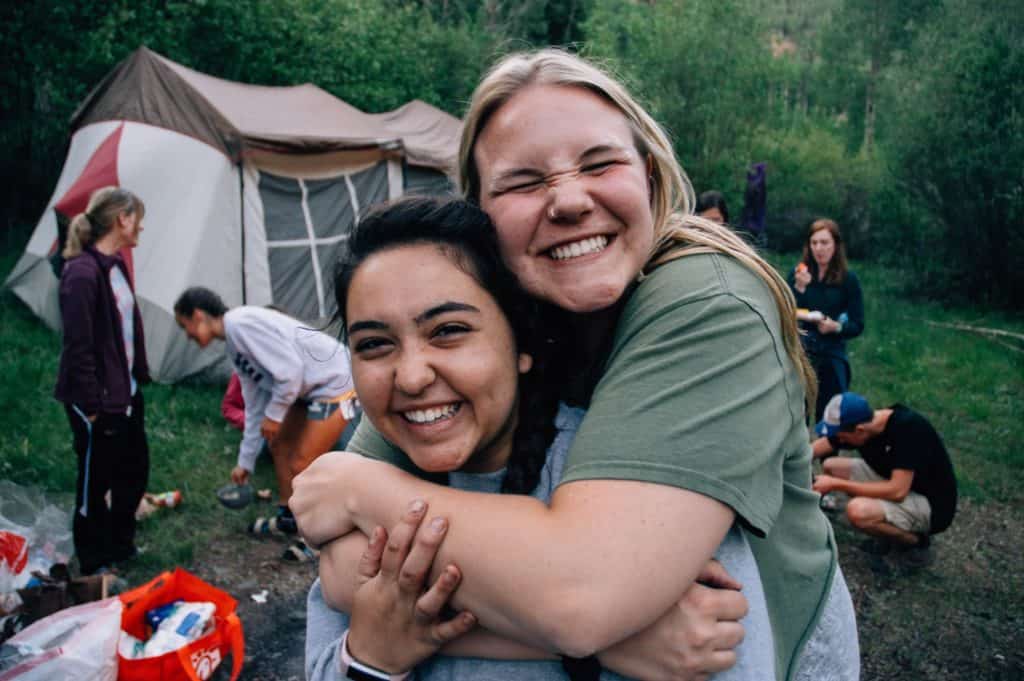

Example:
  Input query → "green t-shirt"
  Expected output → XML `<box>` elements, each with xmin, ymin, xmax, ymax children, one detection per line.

<box><xmin>348</xmin><ymin>252</ymin><xmax>836</xmax><ymax>681</ymax></box>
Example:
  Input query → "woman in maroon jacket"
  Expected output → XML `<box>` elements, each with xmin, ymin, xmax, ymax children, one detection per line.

<box><xmin>55</xmin><ymin>186</ymin><xmax>150</xmax><ymax>575</ymax></box>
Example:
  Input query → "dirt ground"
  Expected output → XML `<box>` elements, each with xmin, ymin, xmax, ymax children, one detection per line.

<box><xmin>190</xmin><ymin>531</ymin><xmax>316</xmax><ymax>681</ymax></box>
<box><xmin>192</xmin><ymin>498</ymin><xmax>1024</xmax><ymax>681</ymax></box>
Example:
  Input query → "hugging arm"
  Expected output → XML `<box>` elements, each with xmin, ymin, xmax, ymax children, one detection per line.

<box><xmin>299</xmin><ymin>459</ymin><xmax>733</xmax><ymax>656</ymax></box>
<box><xmin>317</xmin><ymin>500</ymin><xmax>746</xmax><ymax>680</ymax></box>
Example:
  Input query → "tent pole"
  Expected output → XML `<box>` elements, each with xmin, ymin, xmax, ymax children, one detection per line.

<box><xmin>237</xmin><ymin>160</ymin><xmax>247</xmax><ymax>304</ymax></box>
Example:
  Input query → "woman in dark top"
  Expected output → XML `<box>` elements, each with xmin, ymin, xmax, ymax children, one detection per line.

<box><xmin>55</xmin><ymin>186</ymin><xmax>150</xmax><ymax>575</ymax></box>
<box><xmin>789</xmin><ymin>218</ymin><xmax>864</xmax><ymax>421</ymax></box>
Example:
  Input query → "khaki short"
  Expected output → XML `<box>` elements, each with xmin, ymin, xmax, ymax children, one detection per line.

<box><xmin>848</xmin><ymin>459</ymin><xmax>932</xmax><ymax>534</ymax></box>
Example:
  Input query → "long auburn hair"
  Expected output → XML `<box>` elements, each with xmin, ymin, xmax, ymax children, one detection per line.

<box><xmin>801</xmin><ymin>219</ymin><xmax>848</xmax><ymax>285</ymax></box>
<box><xmin>459</xmin><ymin>48</ymin><xmax>817</xmax><ymax>415</ymax></box>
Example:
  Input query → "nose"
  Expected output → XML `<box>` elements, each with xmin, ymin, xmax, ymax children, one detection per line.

<box><xmin>546</xmin><ymin>175</ymin><xmax>594</xmax><ymax>223</ymax></box>
<box><xmin>393</xmin><ymin>348</ymin><xmax>436</xmax><ymax>396</ymax></box>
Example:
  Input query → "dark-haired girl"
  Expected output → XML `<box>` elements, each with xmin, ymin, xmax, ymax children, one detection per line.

<box><xmin>305</xmin><ymin>197</ymin><xmax>770</xmax><ymax>681</ymax></box>
<box><xmin>789</xmin><ymin>219</ymin><xmax>865</xmax><ymax>422</ymax></box>
<box><xmin>55</xmin><ymin>186</ymin><xmax>150</xmax><ymax>575</ymax></box>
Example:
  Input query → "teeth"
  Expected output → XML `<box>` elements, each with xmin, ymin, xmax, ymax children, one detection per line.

<box><xmin>404</xmin><ymin>403</ymin><xmax>460</xmax><ymax>424</ymax></box>
<box><xmin>549</xmin><ymin>235</ymin><xmax>608</xmax><ymax>261</ymax></box>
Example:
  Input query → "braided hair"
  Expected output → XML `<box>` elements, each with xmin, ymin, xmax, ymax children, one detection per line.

<box><xmin>333</xmin><ymin>197</ymin><xmax>562</xmax><ymax>495</ymax></box>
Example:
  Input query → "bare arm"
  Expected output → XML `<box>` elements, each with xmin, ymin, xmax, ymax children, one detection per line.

<box><xmin>811</xmin><ymin>437</ymin><xmax>836</xmax><ymax>459</ymax></box>
<box><xmin>318</xmin><ymin>532</ymin><xmax>554</xmax><ymax>661</ymax></box>
<box><xmin>295</xmin><ymin>454</ymin><xmax>733</xmax><ymax>656</ymax></box>
<box><xmin>814</xmin><ymin>468</ymin><xmax>915</xmax><ymax>501</ymax></box>
<box><xmin>315</xmin><ymin>499</ymin><xmax>747</xmax><ymax>680</ymax></box>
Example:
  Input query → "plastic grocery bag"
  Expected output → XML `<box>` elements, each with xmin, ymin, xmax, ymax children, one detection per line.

<box><xmin>0</xmin><ymin>481</ymin><xmax>73</xmax><ymax>590</ymax></box>
<box><xmin>0</xmin><ymin>597</ymin><xmax>122</xmax><ymax>681</ymax></box>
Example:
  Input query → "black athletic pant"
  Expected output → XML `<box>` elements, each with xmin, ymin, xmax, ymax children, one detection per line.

<box><xmin>811</xmin><ymin>353</ymin><xmax>851</xmax><ymax>423</ymax></box>
<box><xmin>65</xmin><ymin>391</ymin><xmax>149</xmax><ymax>574</ymax></box>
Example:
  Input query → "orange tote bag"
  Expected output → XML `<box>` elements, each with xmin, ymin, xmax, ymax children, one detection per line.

<box><xmin>117</xmin><ymin>568</ymin><xmax>244</xmax><ymax>681</ymax></box>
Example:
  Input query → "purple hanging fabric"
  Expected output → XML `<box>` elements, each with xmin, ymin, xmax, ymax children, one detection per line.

<box><xmin>741</xmin><ymin>162</ymin><xmax>767</xmax><ymax>236</ymax></box>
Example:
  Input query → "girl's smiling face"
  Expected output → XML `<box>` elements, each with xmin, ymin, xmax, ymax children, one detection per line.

<box><xmin>346</xmin><ymin>243</ymin><xmax>532</xmax><ymax>474</ymax></box>
<box><xmin>474</xmin><ymin>84</ymin><xmax>655</xmax><ymax>313</ymax></box>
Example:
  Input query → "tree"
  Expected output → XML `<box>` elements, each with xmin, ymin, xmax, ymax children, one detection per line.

<box><xmin>882</xmin><ymin>0</ymin><xmax>1024</xmax><ymax>306</ymax></box>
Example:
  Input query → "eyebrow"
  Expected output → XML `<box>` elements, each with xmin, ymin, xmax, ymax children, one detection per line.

<box><xmin>347</xmin><ymin>301</ymin><xmax>481</xmax><ymax>336</ymax></box>
<box><xmin>347</xmin><ymin>319</ymin><xmax>389</xmax><ymax>335</ymax></box>
<box><xmin>414</xmin><ymin>301</ymin><xmax>480</xmax><ymax>324</ymax></box>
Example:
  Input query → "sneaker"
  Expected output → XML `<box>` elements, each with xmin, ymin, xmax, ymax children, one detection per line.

<box><xmin>896</xmin><ymin>534</ymin><xmax>933</xmax><ymax>568</ymax></box>
<box><xmin>819</xmin><ymin>492</ymin><xmax>843</xmax><ymax>513</ymax></box>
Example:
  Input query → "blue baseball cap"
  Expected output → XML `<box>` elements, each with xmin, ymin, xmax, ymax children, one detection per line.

<box><xmin>815</xmin><ymin>392</ymin><xmax>873</xmax><ymax>438</ymax></box>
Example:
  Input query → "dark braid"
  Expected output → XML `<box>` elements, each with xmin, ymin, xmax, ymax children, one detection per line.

<box><xmin>501</xmin><ymin>304</ymin><xmax>567</xmax><ymax>494</ymax></box>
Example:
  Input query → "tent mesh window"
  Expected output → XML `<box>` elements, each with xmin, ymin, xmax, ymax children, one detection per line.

<box><xmin>260</xmin><ymin>162</ymin><xmax>388</xmax><ymax>322</ymax></box>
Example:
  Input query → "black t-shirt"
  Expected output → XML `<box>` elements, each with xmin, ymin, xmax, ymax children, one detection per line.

<box><xmin>855</xmin><ymin>404</ymin><xmax>958</xmax><ymax>533</ymax></box>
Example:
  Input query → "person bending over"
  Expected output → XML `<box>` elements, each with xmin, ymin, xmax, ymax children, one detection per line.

<box><xmin>174</xmin><ymin>288</ymin><xmax>354</xmax><ymax>556</ymax></box>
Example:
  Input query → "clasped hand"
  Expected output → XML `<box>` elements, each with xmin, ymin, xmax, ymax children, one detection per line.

<box><xmin>346</xmin><ymin>499</ymin><xmax>476</xmax><ymax>674</ymax></box>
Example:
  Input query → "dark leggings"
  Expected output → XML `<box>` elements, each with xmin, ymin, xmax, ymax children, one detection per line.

<box><xmin>65</xmin><ymin>391</ymin><xmax>149</xmax><ymax>574</ymax></box>
<box><xmin>811</xmin><ymin>354</ymin><xmax>851</xmax><ymax>423</ymax></box>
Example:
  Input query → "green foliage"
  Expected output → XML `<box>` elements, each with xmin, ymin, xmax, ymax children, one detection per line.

<box><xmin>2</xmin><ymin>0</ymin><xmax>1021</xmax><ymax>307</ymax></box>
<box><xmin>879</xmin><ymin>0</ymin><xmax>1024</xmax><ymax>307</ymax></box>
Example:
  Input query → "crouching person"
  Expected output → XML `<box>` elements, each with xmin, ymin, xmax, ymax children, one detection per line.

<box><xmin>812</xmin><ymin>392</ymin><xmax>958</xmax><ymax>564</ymax></box>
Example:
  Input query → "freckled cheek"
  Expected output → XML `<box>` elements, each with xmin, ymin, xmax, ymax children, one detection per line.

<box><xmin>352</xmin><ymin>366</ymin><xmax>390</xmax><ymax>420</ymax></box>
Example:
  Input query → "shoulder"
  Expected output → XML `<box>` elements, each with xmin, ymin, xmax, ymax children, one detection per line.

<box><xmin>626</xmin><ymin>253</ymin><xmax>779</xmax><ymax>329</ymax></box>
<box><xmin>843</xmin><ymin>270</ymin><xmax>861</xmax><ymax>288</ymax></box>
<box><xmin>890</xmin><ymin>404</ymin><xmax>936</xmax><ymax>435</ymax></box>
<box><xmin>224</xmin><ymin>306</ymin><xmax>275</xmax><ymax>334</ymax></box>
<box><xmin>61</xmin><ymin>253</ymin><xmax>100</xmax><ymax>280</ymax></box>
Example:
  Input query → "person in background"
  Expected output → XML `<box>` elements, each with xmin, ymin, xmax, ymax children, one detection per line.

<box><xmin>739</xmin><ymin>163</ymin><xmax>767</xmax><ymax>247</ymax></box>
<box><xmin>174</xmin><ymin>288</ymin><xmax>354</xmax><ymax>560</ymax></box>
<box><xmin>55</xmin><ymin>186</ymin><xmax>150</xmax><ymax>576</ymax></box>
<box><xmin>695</xmin><ymin>189</ymin><xmax>729</xmax><ymax>225</ymax></box>
<box><xmin>811</xmin><ymin>392</ymin><xmax>957</xmax><ymax>566</ymax></box>
<box><xmin>789</xmin><ymin>219</ymin><xmax>864</xmax><ymax>422</ymax></box>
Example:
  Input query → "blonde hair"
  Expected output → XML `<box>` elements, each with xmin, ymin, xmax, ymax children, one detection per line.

<box><xmin>460</xmin><ymin>48</ymin><xmax>816</xmax><ymax>412</ymax></box>
<box><xmin>63</xmin><ymin>187</ymin><xmax>145</xmax><ymax>259</ymax></box>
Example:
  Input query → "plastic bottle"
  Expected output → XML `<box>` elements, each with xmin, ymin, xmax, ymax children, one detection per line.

<box><xmin>150</xmin><ymin>491</ymin><xmax>183</xmax><ymax>508</ymax></box>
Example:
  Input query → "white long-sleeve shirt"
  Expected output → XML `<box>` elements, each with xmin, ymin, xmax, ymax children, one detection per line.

<box><xmin>224</xmin><ymin>307</ymin><xmax>353</xmax><ymax>472</ymax></box>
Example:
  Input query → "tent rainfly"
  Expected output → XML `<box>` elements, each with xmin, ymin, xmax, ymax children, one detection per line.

<box><xmin>5</xmin><ymin>46</ymin><xmax>461</xmax><ymax>382</ymax></box>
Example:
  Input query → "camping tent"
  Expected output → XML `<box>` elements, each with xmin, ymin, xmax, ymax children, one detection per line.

<box><xmin>5</xmin><ymin>47</ymin><xmax>461</xmax><ymax>382</ymax></box>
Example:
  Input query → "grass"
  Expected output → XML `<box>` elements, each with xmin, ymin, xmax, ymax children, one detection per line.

<box><xmin>1</xmin><ymin>247</ymin><xmax>1022</xmax><ymax>679</ymax></box>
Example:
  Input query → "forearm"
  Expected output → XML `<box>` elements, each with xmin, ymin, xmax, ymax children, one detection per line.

<box><xmin>344</xmin><ymin>459</ymin><xmax>733</xmax><ymax>656</ymax></box>
<box><xmin>834</xmin><ymin>478</ymin><xmax>907</xmax><ymax>501</ymax></box>
<box><xmin>320</xmin><ymin>524</ymin><xmax>552</xmax><ymax>662</ymax></box>
<box><xmin>811</xmin><ymin>437</ymin><xmax>835</xmax><ymax>459</ymax></box>
<box><xmin>320</xmin><ymin>532</ymin><xmax>371</xmax><ymax>612</ymax></box>
<box><xmin>439</xmin><ymin>630</ymin><xmax>555</xmax><ymax>660</ymax></box>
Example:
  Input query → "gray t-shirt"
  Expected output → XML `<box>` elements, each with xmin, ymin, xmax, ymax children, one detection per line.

<box><xmin>305</xmin><ymin>403</ymin><xmax>776</xmax><ymax>681</ymax></box>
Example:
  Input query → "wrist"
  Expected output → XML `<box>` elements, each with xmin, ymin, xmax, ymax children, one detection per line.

<box><xmin>341</xmin><ymin>455</ymin><xmax>367</xmax><ymax>532</ymax></box>
<box><xmin>340</xmin><ymin>629</ymin><xmax>410</xmax><ymax>680</ymax></box>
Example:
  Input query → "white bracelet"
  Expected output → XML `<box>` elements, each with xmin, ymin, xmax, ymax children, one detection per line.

<box><xmin>338</xmin><ymin>629</ymin><xmax>411</xmax><ymax>681</ymax></box>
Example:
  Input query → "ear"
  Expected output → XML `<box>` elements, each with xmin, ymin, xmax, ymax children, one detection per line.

<box><xmin>517</xmin><ymin>352</ymin><xmax>533</xmax><ymax>374</ymax></box>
